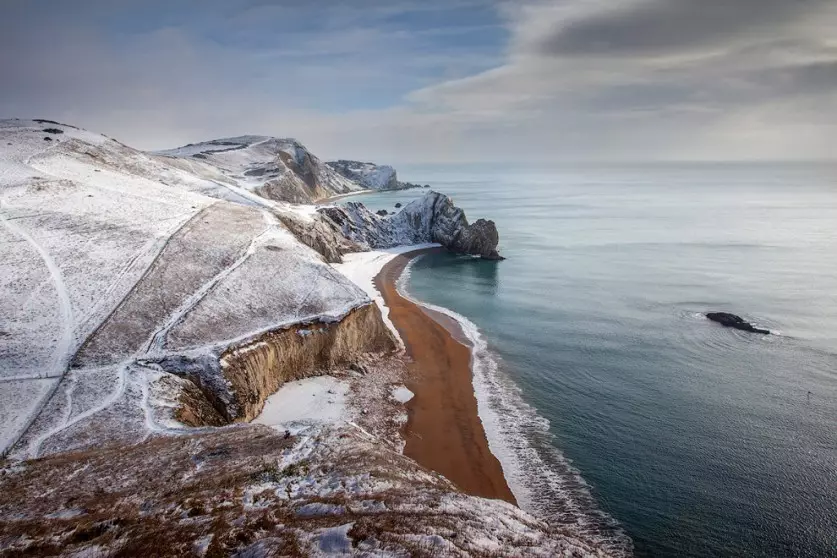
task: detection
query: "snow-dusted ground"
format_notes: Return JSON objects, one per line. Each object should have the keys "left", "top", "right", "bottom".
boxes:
{"left": 254, "top": 376, "right": 350, "bottom": 433}
{"left": 0, "top": 120, "right": 209, "bottom": 454}
{"left": 390, "top": 385, "right": 415, "bottom": 404}
{"left": 158, "top": 136, "right": 362, "bottom": 202}
{"left": 332, "top": 244, "right": 439, "bottom": 345}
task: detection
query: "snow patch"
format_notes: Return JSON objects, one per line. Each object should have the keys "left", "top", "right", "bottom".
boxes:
{"left": 253, "top": 376, "right": 349, "bottom": 432}
{"left": 390, "top": 385, "right": 414, "bottom": 404}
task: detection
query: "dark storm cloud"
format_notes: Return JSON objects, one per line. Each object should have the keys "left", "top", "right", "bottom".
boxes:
{"left": 536, "top": 0, "right": 828, "bottom": 57}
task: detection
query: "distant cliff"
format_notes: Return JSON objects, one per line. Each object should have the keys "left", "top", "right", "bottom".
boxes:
{"left": 158, "top": 136, "right": 363, "bottom": 203}
{"left": 327, "top": 159, "right": 429, "bottom": 192}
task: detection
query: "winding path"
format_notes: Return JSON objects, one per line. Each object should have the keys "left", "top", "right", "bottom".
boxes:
{"left": 0, "top": 200, "right": 75, "bottom": 380}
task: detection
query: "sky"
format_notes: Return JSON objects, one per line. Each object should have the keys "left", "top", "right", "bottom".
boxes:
{"left": 1, "top": 0, "right": 835, "bottom": 163}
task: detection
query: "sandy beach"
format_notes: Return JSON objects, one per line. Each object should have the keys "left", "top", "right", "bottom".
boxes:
{"left": 374, "top": 249, "right": 516, "bottom": 504}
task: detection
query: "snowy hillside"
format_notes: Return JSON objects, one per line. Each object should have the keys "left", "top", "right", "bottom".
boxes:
{"left": 0, "top": 119, "right": 370, "bottom": 457}
{"left": 158, "top": 136, "right": 363, "bottom": 203}
{"left": 327, "top": 159, "right": 398, "bottom": 190}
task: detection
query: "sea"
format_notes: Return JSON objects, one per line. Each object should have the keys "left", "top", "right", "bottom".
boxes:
{"left": 340, "top": 162, "right": 837, "bottom": 558}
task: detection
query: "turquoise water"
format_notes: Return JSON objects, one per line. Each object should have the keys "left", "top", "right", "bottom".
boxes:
{"left": 341, "top": 163, "right": 837, "bottom": 557}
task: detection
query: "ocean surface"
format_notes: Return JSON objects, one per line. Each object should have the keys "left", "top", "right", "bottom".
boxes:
{"left": 341, "top": 163, "right": 837, "bottom": 558}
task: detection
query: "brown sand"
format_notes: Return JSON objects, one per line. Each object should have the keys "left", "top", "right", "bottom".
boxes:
{"left": 375, "top": 248, "right": 516, "bottom": 504}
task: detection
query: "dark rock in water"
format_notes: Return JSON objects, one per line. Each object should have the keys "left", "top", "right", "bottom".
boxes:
{"left": 395, "top": 202, "right": 402, "bottom": 208}
{"left": 376, "top": 209, "right": 388, "bottom": 216}
{"left": 706, "top": 312, "right": 770, "bottom": 334}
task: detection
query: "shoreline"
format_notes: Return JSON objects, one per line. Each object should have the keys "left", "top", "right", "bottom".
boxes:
{"left": 374, "top": 248, "right": 517, "bottom": 504}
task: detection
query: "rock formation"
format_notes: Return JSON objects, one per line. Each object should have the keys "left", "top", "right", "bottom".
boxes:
{"left": 706, "top": 312, "right": 770, "bottom": 334}
{"left": 318, "top": 191, "right": 503, "bottom": 260}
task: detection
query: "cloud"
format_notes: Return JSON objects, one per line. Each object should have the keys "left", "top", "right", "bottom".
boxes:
{"left": 530, "top": 0, "right": 828, "bottom": 57}
{"left": 402, "top": 0, "right": 837, "bottom": 160}
{"left": 0, "top": 0, "right": 835, "bottom": 162}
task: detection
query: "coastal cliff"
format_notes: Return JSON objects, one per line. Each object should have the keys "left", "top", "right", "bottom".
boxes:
{"left": 0, "top": 119, "right": 609, "bottom": 557}
{"left": 180, "top": 303, "right": 396, "bottom": 424}
{"left": 157, "top": 136, "right": 362, "bottom": 203}
{"left": 318, "top": 191, "right": 503, "bottom": 260}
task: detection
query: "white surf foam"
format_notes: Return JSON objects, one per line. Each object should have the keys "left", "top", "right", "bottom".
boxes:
{"left": 396, "top": 255, "right": 633, "bottom": 556}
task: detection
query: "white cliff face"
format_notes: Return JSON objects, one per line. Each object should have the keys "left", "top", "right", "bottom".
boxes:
{"left": 326, "top": 159, "right": 399, "bottom": 190}
{"left": 158, "top": 136, "right": 363, "bottom": 203}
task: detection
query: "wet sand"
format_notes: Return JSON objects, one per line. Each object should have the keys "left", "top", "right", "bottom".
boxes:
{"left": 374, "top": 248, "right": 516, "bottom": 504}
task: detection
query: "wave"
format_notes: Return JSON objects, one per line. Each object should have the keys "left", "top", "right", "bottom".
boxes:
{"left": 397, "top": 257, "right": 633, "bottom": 556}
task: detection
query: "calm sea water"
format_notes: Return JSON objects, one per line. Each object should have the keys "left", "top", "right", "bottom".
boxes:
{"left": 342, "top": 163, "right": 837, "bottom": 557}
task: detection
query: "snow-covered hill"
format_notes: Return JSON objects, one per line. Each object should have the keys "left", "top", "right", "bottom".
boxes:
{"left": 0, "top": 119, "right": 372, "bottom": 457}
{"left": 158, "top": 136, "right": 363, "bottom": 203}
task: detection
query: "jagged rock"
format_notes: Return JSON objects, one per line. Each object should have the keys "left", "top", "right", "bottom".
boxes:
{"left": 395, "top": 202, "right": 402, "bottom": 208}
{"left": 706, "top": 312, "right": 770, "bottom": 334}
{"left": 274, "top": 210, "right": 360, "bottom": 263}
{"left": 318, "top": 191, "right": 503, "bottom": 260}
{"left": 376, "top": 209, "right": 388, "bottom": 216}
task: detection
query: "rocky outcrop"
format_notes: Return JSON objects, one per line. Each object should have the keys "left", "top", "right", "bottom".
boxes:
{"left": 318, "top": 191, "right": 503, "bottom": 260}
{"left": 706, "top": 312, "right": 770, "bottom": 334}
{"left": 273, "top": 209, "right": 360, "bottom": 264}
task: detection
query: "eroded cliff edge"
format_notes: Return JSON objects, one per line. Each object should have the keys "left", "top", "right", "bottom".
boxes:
{"left": 164, "top": 303, "right": 395, "bottom": 426}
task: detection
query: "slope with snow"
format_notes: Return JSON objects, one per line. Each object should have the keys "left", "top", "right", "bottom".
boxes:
{"left": 0, "top": 120, "right": 369, "bottom": 458}
{"left": 158, "top": 136, "right": 363, "bottom": 203}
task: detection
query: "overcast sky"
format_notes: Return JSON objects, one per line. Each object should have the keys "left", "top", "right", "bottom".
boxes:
{"left": 2, "top": 0, "right": 835, "bottom": 163}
